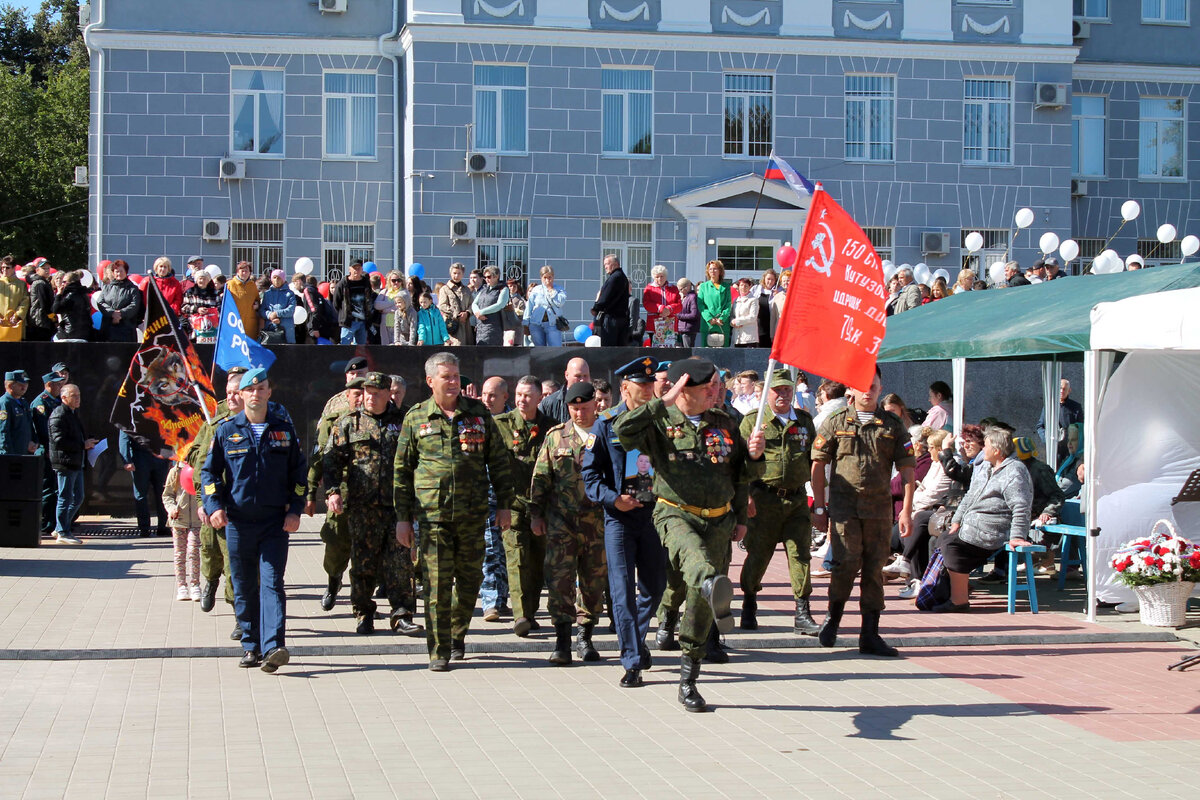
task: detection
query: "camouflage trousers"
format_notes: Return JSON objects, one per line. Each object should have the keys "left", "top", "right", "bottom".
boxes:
{"left": 656, "top": 568, "right": 686, "bottom": 622}
{"left": 653, "top": 505, "right": 735, "bottom": 662}
{"left": 320, "top": 512, "right": 351, "bottom": 580}
{"left": 827, "top": 517, "right": 891, "bottom": 612}
{"left": 544, "top": 508, "right": 607, "bottom": 626}
{"left": 420, "top": 516, "right": 487, "bottom": 661}
{"left": 502, "top": 517, "right": 545, "bottom": 622}
{"left": 478, "top": 492, "right": 509, "bottom": 611}
{"left": 739, "top": 490, "right": 812, "bottom": 600}
{"left": 199, "top": 523, "right": 234, "bottom": 605}
{"left": 345, "top": 505, "right": 415, "bottom": 621}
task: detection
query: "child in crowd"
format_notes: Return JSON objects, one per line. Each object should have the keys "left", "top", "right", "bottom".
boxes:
{"left": 416, "top": 291, "right": 448, "bottom": 346}
{"left": 162, "top": 449, "right": 202, "bottom": 601}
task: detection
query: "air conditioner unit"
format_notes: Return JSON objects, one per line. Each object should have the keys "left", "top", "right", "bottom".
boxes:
{"left": 450, "top": 217, "right": 477, "bottom": 242}
{"left": 319, "top": 0, "right": 348, "bottom": 14}
{"left": 202, "top": 219, "right": 230, "bottom": 242}
{"left": 1071, "top": 179, "right": 1088, "bottom": 197}
{"left": 218, "top": 157, "right": 245, "bottom": 180}
{"left": 921, "top": 231, "right": 950, "bottom": 255}
{"left": 465, "top": 152, "right": 498, "bottom": 175}
{"left": 1035, "top": 82, "right": 1069, "bottom": 109}
{"left": 73, "top": 166, "right": 88, "bottom": 188}
{"left": 1072, "top": 20, "right": 1091, "bottom": 40}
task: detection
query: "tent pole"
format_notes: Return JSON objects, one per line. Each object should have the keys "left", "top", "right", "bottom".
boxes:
{"left": 1083, "top": 350, "right": 1099, "bottom": 624}
{"left": 951, "top": 358, "right": 966, "bottom": 439}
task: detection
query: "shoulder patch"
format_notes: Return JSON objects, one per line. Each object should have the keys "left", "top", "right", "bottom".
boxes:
{"left": 585, "top": 433, "right": 597, "bottom": 451}
{"left": 0, "top": 410, "right": 7, "bottom": 421}
{"left": 813, "top": 434, "right": 827, "bottom": 450}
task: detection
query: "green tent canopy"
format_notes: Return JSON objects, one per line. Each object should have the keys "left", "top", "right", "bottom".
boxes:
{"left": 877, "top": 263, "right": 1200, "bottom": 362}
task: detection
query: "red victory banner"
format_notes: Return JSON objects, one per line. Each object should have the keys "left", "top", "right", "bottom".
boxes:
{"left": 770, "top": 189, "right": 887, "bottom": 392}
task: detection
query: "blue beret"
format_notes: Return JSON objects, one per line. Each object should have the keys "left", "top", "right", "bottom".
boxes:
{"left": 5, "top": 370, "right": 29, "bottom": 383}
{"left": 614, "top": 357, "right": 656, "bottom": 384}
{"left": 239, "top": 367, "right": 268, "bottom": 390}
{"left": 42, "top": 372, "right": 64, "bottom": 384}
{"left": 656, "top": 361, "right": 672, "bottom": 373}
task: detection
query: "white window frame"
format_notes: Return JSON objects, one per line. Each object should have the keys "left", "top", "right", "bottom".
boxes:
{"left": 1073, "top": 0, "right": 1109, "bottom": 19}
{"left": 601, "top": 67, "right": 654, "bottom": 158}
{"left": 963, "top": 78, "right": 1014, "bottom": 166}
{"left": 322, "top": 70, "right": 378, "bottom": 161}
{"left": 601, "top": 221, "right": 655, "bottom": 286}
{"left": 1138, "top": 238, "right": 1182, "bottom": 266}
{"left": 714, "top": 237, "right": 777, "bottom": 286}
{"left": 230, "top": 67, "right": 285, "bottom": 159}
{"left": 231, "top": 221, "right": 285, "bottom": 277}
{"left": 322, "top": 223, "right": 375, "bottom": 283}
{"left": 723, "top": 72, "right": 774, "bottom": 159}
{"left": 1139, "top": 96, "right": 1187, "bottom": 181}
{"left": 476, "top": 218, "right": 530, "bottom": 287}
{"left": 473, "top": 63, "right": 528, "bottom": 155}
{"left": 1076, "top": 238, "right": 1104, "bottom": 275}
{"left": 960, "top": 229, "right": 1009, "bottom": 275}
{"left": 862, "top": 227, "right": 893, "bottom": 264}
{"left": 1142, "top": 0, "right": 1189, "bottom": 24}
{"left": 845, "top": 74, "right": 896, "bottom": 163}
{"left": 1072, "top": 94, "right": 1106, "bottom": 178}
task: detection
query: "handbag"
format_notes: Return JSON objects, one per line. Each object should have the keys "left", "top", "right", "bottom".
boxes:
{"left": 915, "top": 549, "right": 951, "bottom": 611}
{"left": 259, "top": 327, "right": 286, "bottom": 345}
{"left": 547, "top": 290, "right": 570, "bottom": 331}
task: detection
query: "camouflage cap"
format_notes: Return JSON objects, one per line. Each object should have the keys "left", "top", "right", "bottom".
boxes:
{"left": 768, "top": 369, "right": 794, "bottom": 390}
{"left": 362, "top": 372, "right": 391, "bottom": 390}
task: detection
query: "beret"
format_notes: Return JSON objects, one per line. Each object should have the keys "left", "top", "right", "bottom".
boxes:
{"left": 344, "top": 356, "right": 368, "bottom": 373}
{"left": 565, "top": 381, "right": 596, "bottom": 404}
{"left": 239, "top": 367, "right": 268, "bottom": 390}
{"left": 666, "top": 359, "right": 715, "bottom": 387}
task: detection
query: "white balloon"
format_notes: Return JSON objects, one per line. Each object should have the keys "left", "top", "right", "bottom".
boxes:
{"left": 989, "top": 262, "right": 1006, "bottom": 285}
{"left": 294, "top": 256, "right": 314, "bottom": 276}
{"left": 881, "top": 260, "right": 893, "bottom": 270}
{"left": 913, "top": 263, "right": 932, "bottom": 285}
{"left": 1014, "top": 208, "right": 1035, "bottom": 229}
{"left": 1094, "top": 249, "right": 1123, "bottom": 274}
{"left": 293, "top": 305, "right": 308, "bottom": 325}
{"left": 883, "top": 264, "right": 898, "bottom": 283}
{"left": 205, "top": 264, "right": 222, "bottom": 278}
{"left": 1039, "top": 232, "right": 1060, "bottom": 255}
{"left": 1157, "top": 224, "right": 1177, "bottom": 244}
{"left": 584, "top": 335, "right": 601, "bottom": 348}
{"left": 964, "top": 231, "right": 984, "bottom": 253}
{"left": 1181, "top": 235, "right": 1200, "bottom": 257}
{"left": 933, "top": 268, "right": 950, "bottom": 284}
{"left": 1058, "top": 239, "right": 1080, "bottom": 263}
{"left": 1120, "top": 200, "right": 1141, "bottom": 222}
{"left": 90, "top": 292, "right": 101, "bottom": 310}
{"left": 1125, "top": 254, "right": 1145, "bottom": 269}
{"left": 79, "top": 270, "right": 94, "bottom": 288}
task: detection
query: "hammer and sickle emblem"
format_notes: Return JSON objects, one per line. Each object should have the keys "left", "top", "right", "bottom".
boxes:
{"left": 804, "top": 221, "right": 835, "bottom": 276}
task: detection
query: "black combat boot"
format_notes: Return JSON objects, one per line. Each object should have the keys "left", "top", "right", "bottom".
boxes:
{"left": 450, "top": 639, "right": 466, "bottom": 661}
{"left": 320, "top": 576, "right": 340, "bottom": 611}
{"left": 703, "top": 624, "right": 729, "bottom": 664}
{"left": 575, "top": 622, "right": 600, "bottom": 662}
{"left": 700, "top": 575, "right": 734, "bottom": 634}
{"left": 199, "top": 579, "right": 218, "bottom": 613}
{"left": 858, "top": 610, "right": 899, "bottom": 657}
{"left": 740, "top": 592, "right": 758, "bottom": 630}
{"left": 794, "top": 599, "right": 821, "bottom": 636}
{"left": 356, "top": 614, "right": 374, "bottom": 635}
{"left": 655, "top": 610, "right": 680, "bottom": 651}
{"left": 230, "top": 624, "right": 242, "bottom": 641}
{"left": 549, "top": 622, "right": 573, "bottom": 666}
{"left": 818, "top": 600, "right": 845, "bottom": 647}
{"left": 677, "top": 656, "right": 706, "bottom": 712}
{"left": 390, "top": 611, "right": 423, "bottom": 636}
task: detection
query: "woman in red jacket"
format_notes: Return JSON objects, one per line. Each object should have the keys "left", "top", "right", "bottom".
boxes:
{"left": 149, "top": 256, "right": 184, "bottom": 315}
{"left": 642, "top": 264, "right": 682, "bottom": 346}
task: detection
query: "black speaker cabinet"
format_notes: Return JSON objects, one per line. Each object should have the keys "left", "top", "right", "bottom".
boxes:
{"left": 0, "top": 501, "right": 40, "bottom": 547}
{"left": 0, "top": 455, "right": 42, "bottom": 502}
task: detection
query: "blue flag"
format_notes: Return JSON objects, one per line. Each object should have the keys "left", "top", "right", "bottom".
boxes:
{"left": 214, "top": 288, "right": 277, "bottom": 373}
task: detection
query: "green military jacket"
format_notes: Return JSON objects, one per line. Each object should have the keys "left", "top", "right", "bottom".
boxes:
{"left": 187, "top": 400, "right": 230, "bottom": 474}
{"left": 740, "top": 409, "right": 816, "bottom": 493}
{"left": 811, "top": 406, "right": 915, "bottom": 521}
{"left": 324, "top": 405, "right": 406, "bottom": 508}
{"left": 493, "top": 408, "right": 553, "bottom": 513}
{"left": 392, "top": 395, "right": 514, "bottom": 524}
{"left": 306, "top": 411, "right": 342, "bottom": 502}
{"left": 614, "top": 397, "right": 751, "bottom": 527}
{"left": 529, "top": 421, "right": 599, "bottom": 528}
{"left": 319, "top": 389, "right": 353, "bottom": 420}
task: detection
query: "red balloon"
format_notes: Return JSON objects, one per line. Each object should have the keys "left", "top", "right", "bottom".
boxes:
{"left": 129, "top": 274, "right": 147, "bottom": 287}
{"left": 180, "top": 463, "right": 196, "bottom": 496}
{"left": 318, "top": 281, "right": 331, "bottom": 299}
{"left": 776, "top": 245, "right": 798, "bottom": 270}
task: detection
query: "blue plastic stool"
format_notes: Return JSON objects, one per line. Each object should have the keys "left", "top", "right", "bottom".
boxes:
{"left": 1006, "top": 544, "right": 1047, "bottom": 614}
{"left": 1042, "top": 523, "right": 1087, "bottom": 590}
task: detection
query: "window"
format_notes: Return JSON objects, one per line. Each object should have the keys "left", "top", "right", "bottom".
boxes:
{"left": 477, "top": 218, "right": 529, "bottom": 287}
{"left": 231, "top": 68, "right": 284, "bottom": 157}
{"left": 845, "top": 75, "right": 895, "bottom": 162}
{"left": 723, "top": 73, "right": 773, "bottom": 158}
{"left": 862, "top": 227, "right": 893, "bottom": 263}
{"left": 324, "top": 72, "right": 376, "bottom": 159}
{"left": 602, "top": 68, "right": 653, "bottom": 156}
{"left": 1139, "top": 98, "right": 1186, "bottom": 179}
{"left": 1076, "top": 238, "right": 1104, "bottom": 274}
{"left": 1072, "top": 95, "right": 1106, "bottom": 177}
{"left": 474, "top": 65, "right": 527, "bottom": 154}
{"left": 960, "top": 229, "right": 1008, "bottom": 275}
{"left": 715, "top": 240, "right": 775, "bottom": 285}
{"left": 1142, "top": 0, "right": 1188, "bottom": 23}
{"left": 601, "top": 221, "right": 654, "bottom": 285}
{"left": 1074, "top": 0, "right": 1108, "bottom": 17}
{"left": 322, "top": 223, "right": 375, "bottom": 283}
{"left": 1138, "top": 238, "right": 1182, "bottom": 266}
{"left": 231, "top": 221, "right": 284, "bottom": 276}
{"left": 963, "top": 79, "right": 1012, "bottom": 165}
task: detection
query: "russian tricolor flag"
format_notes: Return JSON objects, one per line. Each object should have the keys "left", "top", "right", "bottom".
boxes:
{"left": 764, "top": 151, "right": 816, "bottom": 199}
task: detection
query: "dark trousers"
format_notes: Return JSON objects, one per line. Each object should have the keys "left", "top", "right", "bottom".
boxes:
{"left": 605, "top": 517, "right": 667, "bottom": 670}
{"left": 226, "top": 515, "right": 289, "bottom": 654}
{"left": 598, "top": 314, "right": 628, "bottom": 347}
{"left": 40, "top": 456, "right": 57, "bottom": 533}
{"left": 894, "top": 509, "right": 937, "bottom": 578}
{"left": 130, "top": 449, "right": 169, "bottom": 534}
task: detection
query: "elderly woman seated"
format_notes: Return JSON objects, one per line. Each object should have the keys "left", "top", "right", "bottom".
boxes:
{"left": 885, "top": 429, "right": 961, "bottom": 589}
{"left": 933, "top": 426, "right": 1034, "bottom": 613}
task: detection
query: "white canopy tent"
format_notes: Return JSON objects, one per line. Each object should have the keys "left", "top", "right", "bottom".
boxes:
{"left": 1085, "top": 287, "right": 1200, "bottom": 621}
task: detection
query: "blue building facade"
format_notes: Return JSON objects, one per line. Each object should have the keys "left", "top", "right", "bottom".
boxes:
{"left": 84, "top": 0, "right": 1199, "bottom": 315}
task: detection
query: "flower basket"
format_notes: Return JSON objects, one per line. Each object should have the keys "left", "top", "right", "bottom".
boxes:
{"left": 1133, "top": 581, "right": 1195, "bottom": 628}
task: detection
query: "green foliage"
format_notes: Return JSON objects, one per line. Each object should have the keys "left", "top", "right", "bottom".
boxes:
{"left": 0, "top": 1, "right": 88, "bottom": 266}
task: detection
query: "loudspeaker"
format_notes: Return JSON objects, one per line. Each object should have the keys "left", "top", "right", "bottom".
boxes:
{"left": 0, "top": 501, "right": 40, "bottom": 547}
{"left": 0, "top": 455, "right": 42, "bottom": 502}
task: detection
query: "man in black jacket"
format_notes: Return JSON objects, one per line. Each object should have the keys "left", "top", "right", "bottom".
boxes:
{"left": 26, "top": 259, "right": 56, "bottom": 341}
{"left": 330, "top": 260, "right": 376, "bottom": 345}
{"left": 48, "top": 384, "right": 98, "bottom": 545}
{"left": 591, "top": 255, "right": 630, "bottom": 346}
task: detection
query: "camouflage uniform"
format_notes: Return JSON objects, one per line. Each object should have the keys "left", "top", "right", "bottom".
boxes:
{"left": 529, "top": 422, "right": 606, "bottom": 626}
{"left": 188, "top": 400, "right": 234, "bottom": 606}
{"left": 310, "top": 391, "right": 353, "bottom": 582}
{"left": 324, "top": 405, "right": 414, "bottom": 621}
{"left": 493, "top": 408, "right": 553, "bottom": 623}
{"left": 394, "top": 395, "right": 513, "bottom": 662}
{"left": 615, "top": 398, "right": 750, "bottom": 662}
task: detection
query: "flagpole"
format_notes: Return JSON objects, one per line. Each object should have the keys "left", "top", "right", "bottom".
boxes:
{"left": 751, "top": 358, "right": 776, "bottom": 436}
{"left": 152, "top": 277, "right": 213, "bottom": 424}
{"left": 747, "top": 153, "right": 773, "bottom": 234}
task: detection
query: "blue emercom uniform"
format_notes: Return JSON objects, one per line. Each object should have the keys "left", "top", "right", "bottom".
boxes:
{"left": 202, "top": 410, "right": 306, "bottom": 656}
{"left": 30, "top": 390, "right": 62, "bottom": 533}
{"left": 0, "top": 392, "right": 36, "bottom": 455}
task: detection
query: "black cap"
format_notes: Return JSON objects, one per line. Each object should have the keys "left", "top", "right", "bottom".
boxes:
{"left": 345, "top": 356, "right": 368, "bottom": 373}
{"left": 667, "top": 359, "right": 716, "bottom": 387}
{"left": 565, "top": 382, "right": 596, "bottom": 404}
{"left": 615, "top": 356, "right": 656, "bottom": 384}
{"left": 362, "top": 372, "right": 390, "bottom": 390}
{"left": 346, "top": 376, "right": 367, "bottom": 389}
{"left": 1043, "top": 256, "right": 1059, "bottom": 267}
{"left": 227, "top": 366, "right": 249, "bottom": 377}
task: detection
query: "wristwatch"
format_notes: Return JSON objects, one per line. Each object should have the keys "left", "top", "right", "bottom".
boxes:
{"left": 813, "top": 506, "right": 826, "bottom": 516}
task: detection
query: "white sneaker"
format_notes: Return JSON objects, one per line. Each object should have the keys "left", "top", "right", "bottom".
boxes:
{"left": 1115, "top": 601, "right": 1139, "bottom": 614}
{"left": 176, "top": 586, "right": 190, "bottom": 601}
{"left": 899, "top": 579, "right": 920, "bottom": 600}
{"left": 190, "top": 586, "right": 202, "bottom": 602}
{"left": 55, "top": 533, "right": 81, "bottom": 545}
{"left": 883, "top": 558, "right": 911, "bottom": 578}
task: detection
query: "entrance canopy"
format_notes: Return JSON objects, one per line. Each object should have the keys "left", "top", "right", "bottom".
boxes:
{"left": 878, "top": 264, "right": 1200, "bottom": 363}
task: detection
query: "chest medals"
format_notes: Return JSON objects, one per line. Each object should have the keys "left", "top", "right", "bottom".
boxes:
{"left": 703, "top": 427, "right": 733, "bottom": 464}
{"left": 458, "top": 417, "right": 486, "bottom": 453}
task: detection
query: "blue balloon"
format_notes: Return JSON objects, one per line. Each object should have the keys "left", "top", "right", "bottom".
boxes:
{"left": 409, "top": 262, "right": 425, "bottom": 280}
{"left": 363, "top": 261, "right": 378, "bottom": 274}
{"left": 91, "top": 311, "right": 103, "bottom": 330}
{"left": 316, "top": 337, "right": 332, "bottom": 345}
{"left": 573, "top": 324, "right": 590, "bottom": 344}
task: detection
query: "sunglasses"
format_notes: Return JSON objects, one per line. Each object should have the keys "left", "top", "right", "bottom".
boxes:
{"left": 390, "top": 278, "right": 402, "bottom": 283}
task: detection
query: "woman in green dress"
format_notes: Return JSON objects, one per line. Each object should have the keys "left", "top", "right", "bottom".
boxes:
{"left": 696, "top": 259, "right": 731, "bottom": 347}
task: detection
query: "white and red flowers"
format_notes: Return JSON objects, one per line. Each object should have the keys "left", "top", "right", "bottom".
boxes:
{"left": 1110, "top": 527, "right": 1200, "bottom": 587}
